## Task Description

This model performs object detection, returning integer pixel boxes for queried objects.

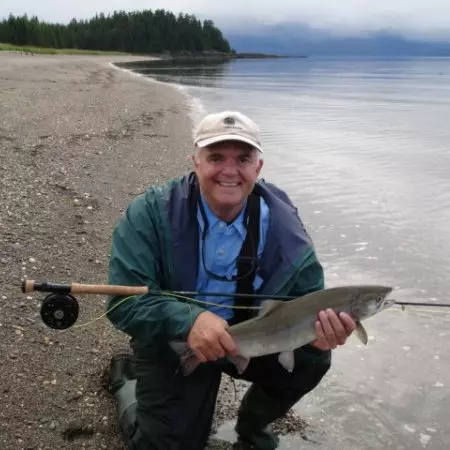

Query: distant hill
[224,24,450,57]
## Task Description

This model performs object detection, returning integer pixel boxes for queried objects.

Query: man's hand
[311,309,356,351]
[187,311,238,362]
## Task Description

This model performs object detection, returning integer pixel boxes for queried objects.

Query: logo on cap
[223,117,235,125]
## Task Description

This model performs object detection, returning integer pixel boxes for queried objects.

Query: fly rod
[21,279,296,300]
[22,279,296,330]
[21,279,450,331]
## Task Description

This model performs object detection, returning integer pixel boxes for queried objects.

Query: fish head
[349,285,395,320]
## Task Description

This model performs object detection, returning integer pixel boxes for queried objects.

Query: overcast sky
[1,0,449,40]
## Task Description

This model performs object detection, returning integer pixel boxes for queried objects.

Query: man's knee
[290,345,331,394]
[129,347,221,450]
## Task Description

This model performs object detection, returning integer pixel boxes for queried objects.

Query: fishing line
[163,291,262,310]
[395,301,450,308]
[72,294,137,329]
[70,292,450,330]
[71,291,262,329]
[388,306,450,316]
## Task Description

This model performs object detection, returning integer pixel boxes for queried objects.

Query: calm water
[117,58,450,449]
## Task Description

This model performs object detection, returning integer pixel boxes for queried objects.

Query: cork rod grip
[70,283,148,295]
[22,280,149,296]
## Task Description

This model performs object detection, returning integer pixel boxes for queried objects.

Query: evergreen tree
[0,9,233,54]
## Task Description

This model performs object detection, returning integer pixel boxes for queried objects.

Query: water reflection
[115,59,232,88]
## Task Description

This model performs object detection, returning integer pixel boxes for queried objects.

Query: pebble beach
[0,53,307,450]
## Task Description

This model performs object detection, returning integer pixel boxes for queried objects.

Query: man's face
[193,141,264,217]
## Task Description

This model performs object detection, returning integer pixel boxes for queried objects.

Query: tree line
[0,10,233,54]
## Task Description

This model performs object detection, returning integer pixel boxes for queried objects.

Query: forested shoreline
[0,10,233,54]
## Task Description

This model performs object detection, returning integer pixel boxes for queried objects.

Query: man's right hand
[187,311,238,363]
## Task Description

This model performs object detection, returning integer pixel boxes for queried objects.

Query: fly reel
[40,293,79,330]
[22,279,148,331]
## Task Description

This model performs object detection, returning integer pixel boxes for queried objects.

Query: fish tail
[169,340,201,376]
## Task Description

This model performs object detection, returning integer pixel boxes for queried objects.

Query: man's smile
[216,181,241,187]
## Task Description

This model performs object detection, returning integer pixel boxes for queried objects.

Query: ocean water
[117,57,450,449]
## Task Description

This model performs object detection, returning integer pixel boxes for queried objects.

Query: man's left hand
[311,309,356,351]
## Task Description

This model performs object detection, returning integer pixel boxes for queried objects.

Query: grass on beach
[0,42,131,55]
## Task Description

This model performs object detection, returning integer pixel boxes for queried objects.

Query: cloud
[1,0,449,40]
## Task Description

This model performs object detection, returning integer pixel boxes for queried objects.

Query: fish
[170,284,395,376]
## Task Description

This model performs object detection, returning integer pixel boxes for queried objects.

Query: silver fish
[170,284,394,376]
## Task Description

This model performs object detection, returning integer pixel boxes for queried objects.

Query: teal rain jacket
[107,172,324,347]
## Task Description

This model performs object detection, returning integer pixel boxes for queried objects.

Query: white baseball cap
[193,111,263,153]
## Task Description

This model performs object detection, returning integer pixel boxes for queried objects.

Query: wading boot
[232,429,279,450]
[234,385,285,450]
[108,351,138,440]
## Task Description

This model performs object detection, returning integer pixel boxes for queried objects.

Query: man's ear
[192,144,203,161]
[191,153,199,167]
[256,157,264,176]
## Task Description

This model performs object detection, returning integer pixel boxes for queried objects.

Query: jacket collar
[168,172,314,294]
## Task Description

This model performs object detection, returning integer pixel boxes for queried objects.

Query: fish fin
[354,322,368,345]
[278,351,295,372]
[169,340,201,376]
[258,299,284,318]
[228,354,251,374]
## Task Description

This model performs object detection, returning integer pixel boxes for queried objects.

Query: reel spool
[40,293,79,330]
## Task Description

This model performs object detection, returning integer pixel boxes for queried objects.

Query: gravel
[0,53,309,450]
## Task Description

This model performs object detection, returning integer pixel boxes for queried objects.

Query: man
[106,111,356,450]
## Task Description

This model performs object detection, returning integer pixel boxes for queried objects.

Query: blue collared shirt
[196,194,270,320]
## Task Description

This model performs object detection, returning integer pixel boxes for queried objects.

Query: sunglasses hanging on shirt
[198,192,260,283]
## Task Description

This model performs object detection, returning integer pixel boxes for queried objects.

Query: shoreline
[109,60,207,124]
[0,53,307,450]
[0,52,195,450]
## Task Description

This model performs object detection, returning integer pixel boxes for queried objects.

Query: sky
[1,0,450,40]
